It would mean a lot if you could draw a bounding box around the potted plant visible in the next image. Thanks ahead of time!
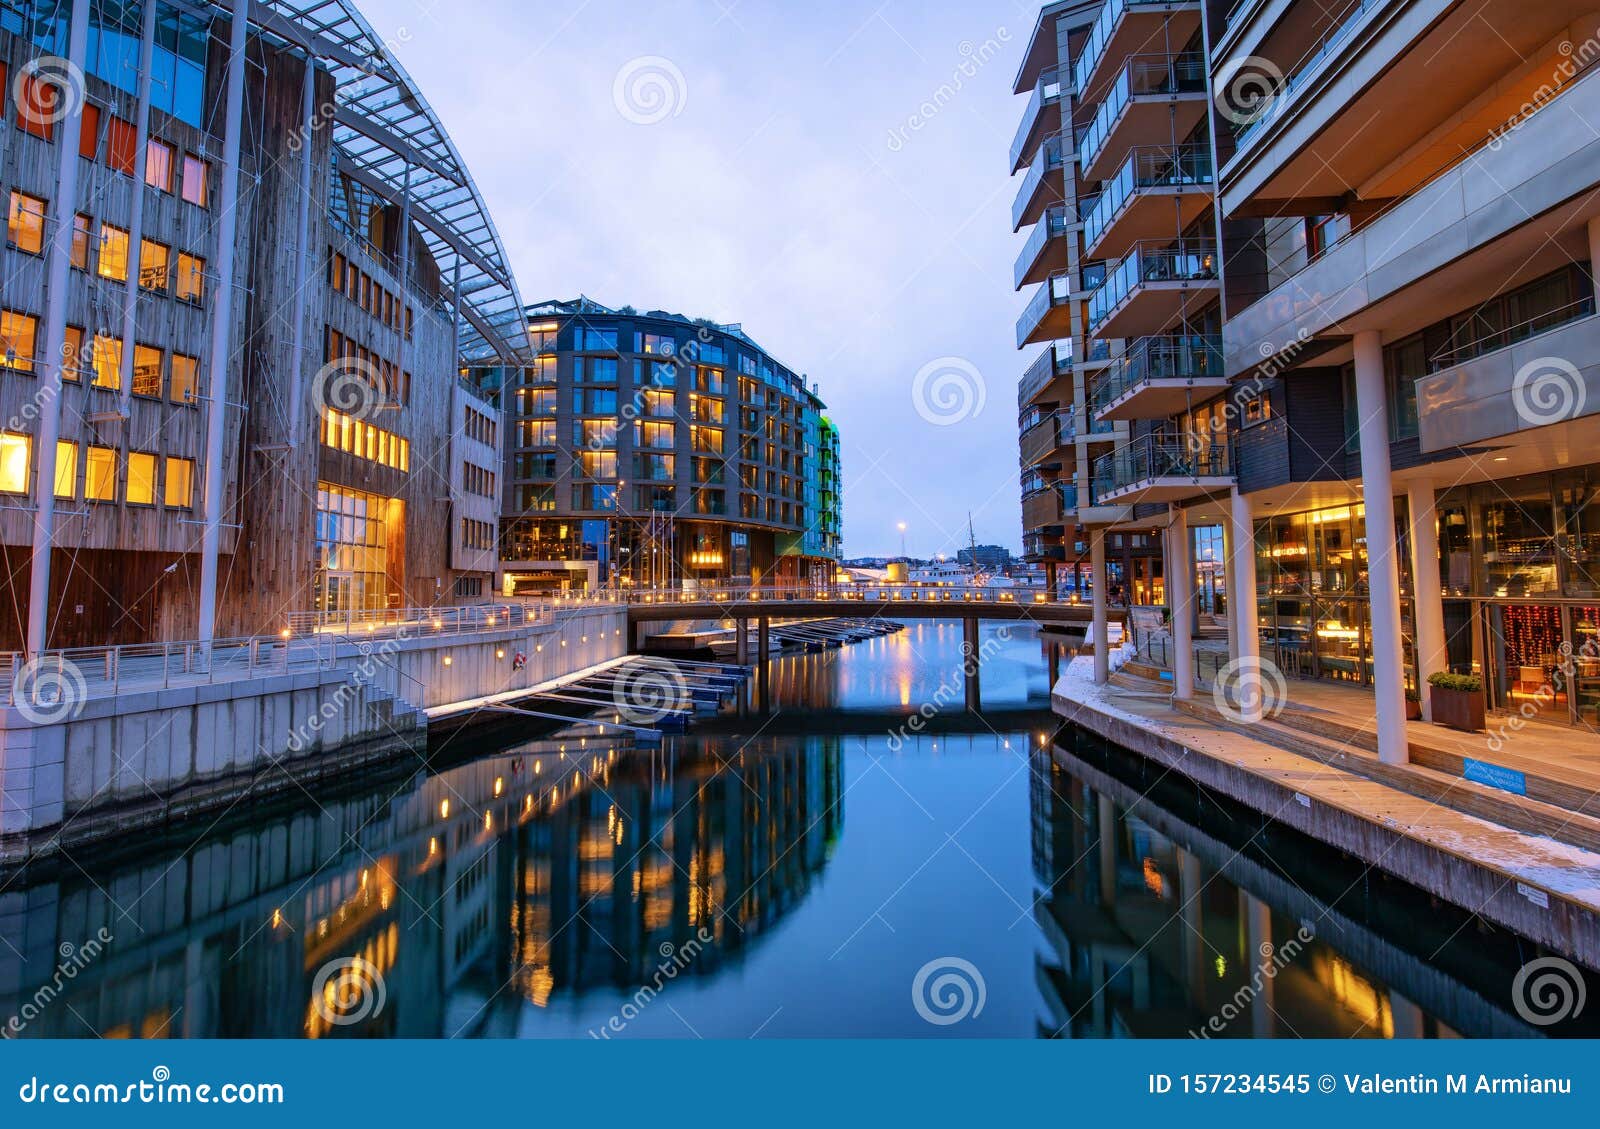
[1405,687,1422,721]
[1427,672,1484,732]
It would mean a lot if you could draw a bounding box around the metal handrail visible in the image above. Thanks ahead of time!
[1083,144,1214,251]
[1232,0,1382,146]
[1092,434,1231,501]
[1079,53,1207,171]
[1089,333,1225,413]
[1427,297,1597,372]
[1087,240,1218,333]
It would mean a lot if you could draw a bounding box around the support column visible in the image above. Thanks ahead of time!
[1169,508,1194,701]
[25,1,91,656]
[757,616,770,711]
[1230,488,1264,721]
[1221,508,1241,663]
[1354,329,1410,765]
[1091,528,1110,684]
[1407,478,1447,721]
[116,0,158,420]
[196,0,251,649]
[287,55,317,447]
[962,616,981,712]
[734,617,749,666]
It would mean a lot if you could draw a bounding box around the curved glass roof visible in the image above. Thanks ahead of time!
[254,0,528,363]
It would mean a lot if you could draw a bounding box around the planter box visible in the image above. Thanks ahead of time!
[1405,698,1422,721]
[1430,685,1484,733]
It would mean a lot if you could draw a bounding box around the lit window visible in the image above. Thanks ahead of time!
[7,191,46,254]
[133,345,162,397]
[92,335,122,390]
[85,447,117,501]
[98,225,130,282]
[71,214,91,270]
[0,433,29,493]
[0,310,38,372]
[54,441,76,499]
[164,457,193,508]
[139,239,169,292]
[182,155,209,206]
[126,452,156,504]
[145,139,175,192]
[176,252,205,303]
[170,354,197,403]
[62,327,85,382]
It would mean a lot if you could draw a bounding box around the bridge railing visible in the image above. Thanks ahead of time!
[579,583,1093,609]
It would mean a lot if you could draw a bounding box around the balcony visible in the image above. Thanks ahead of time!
[1077,54,1206,183]
[1063,407,1120,445]
[1020,412,1070,468]
[1015,206,1072,290]
[1220,0,1595,217]
[1082,145,1213,260]
[1019,342,1074,407]
[1010,68,1065,173]
[1089,334,1226,422]
[1022,484,1067,532]
[1017,272,1074,348]
[1013,134,1068,231]
[1086,240,1219,340]
[1092,435,1233,505]
[1418,305,1600,454]
[1075,0,1204,105]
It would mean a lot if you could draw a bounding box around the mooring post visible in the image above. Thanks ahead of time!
[963,617,981,712]
[757,616,771,712]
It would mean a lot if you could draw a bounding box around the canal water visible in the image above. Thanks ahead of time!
[2,620,1596,1038]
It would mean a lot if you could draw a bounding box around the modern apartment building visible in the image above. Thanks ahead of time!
[0,0,524,653]
[1018,0,1600,762]
[483,299,841,593]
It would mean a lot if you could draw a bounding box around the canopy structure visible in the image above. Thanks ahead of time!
[251,0,528,363]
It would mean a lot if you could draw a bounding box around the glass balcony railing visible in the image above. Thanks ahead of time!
[1087,240,1218,334]
[1089,334,1224,415]
[1080,261,1108,293]
[1078,54,1206,172]
[1062,407,1118,443]
[1010,67,1066,170]
[1017,272,1073,348]
[1233,0,1383,147]
[1082,145,1214,250]
[1020,342,1075,404]
[1091,434,1231,502]
[1014,205,1071,289]
[1073,0,1195,98]
[1012,134,1068,229]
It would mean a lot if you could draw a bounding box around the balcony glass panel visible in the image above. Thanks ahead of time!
[1078,54,1205,172]
[1089,334,1224,414]
[1082,145,1213,250]
[1073,0,1188,97]
[1010,67,1065,170]
[1087,240,1218,334]
[1092,434,1231,502]
[1012,134,1067,229]
[1014,205,1070,288]
[1233,0,1382,146]
[1017,272,1073,348]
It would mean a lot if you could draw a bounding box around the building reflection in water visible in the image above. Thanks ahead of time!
[1028,734,1587,1039]
[0,734,841,1038]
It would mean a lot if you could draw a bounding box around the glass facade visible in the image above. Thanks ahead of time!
[315,484,400,614]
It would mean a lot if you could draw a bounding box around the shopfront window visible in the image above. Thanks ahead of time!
[1557,470,1600,597]
[1481,480,1557,597]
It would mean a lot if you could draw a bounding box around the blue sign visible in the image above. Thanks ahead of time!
[1464,758,1528,796]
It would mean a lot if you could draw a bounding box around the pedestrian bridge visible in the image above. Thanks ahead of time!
[602,584,1113,629]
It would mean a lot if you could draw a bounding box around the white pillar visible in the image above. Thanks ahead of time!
[1091,528,1109,684]
[1407,478,1447,721]
[116,0,159,420]
[25,1,91,657]
[287,55,316,449]
[1353,330,1410,764]
[1230,488,1263,721]
[1221,511,1241,663]
[197,0,251,648]
[1169,507,1194,700]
